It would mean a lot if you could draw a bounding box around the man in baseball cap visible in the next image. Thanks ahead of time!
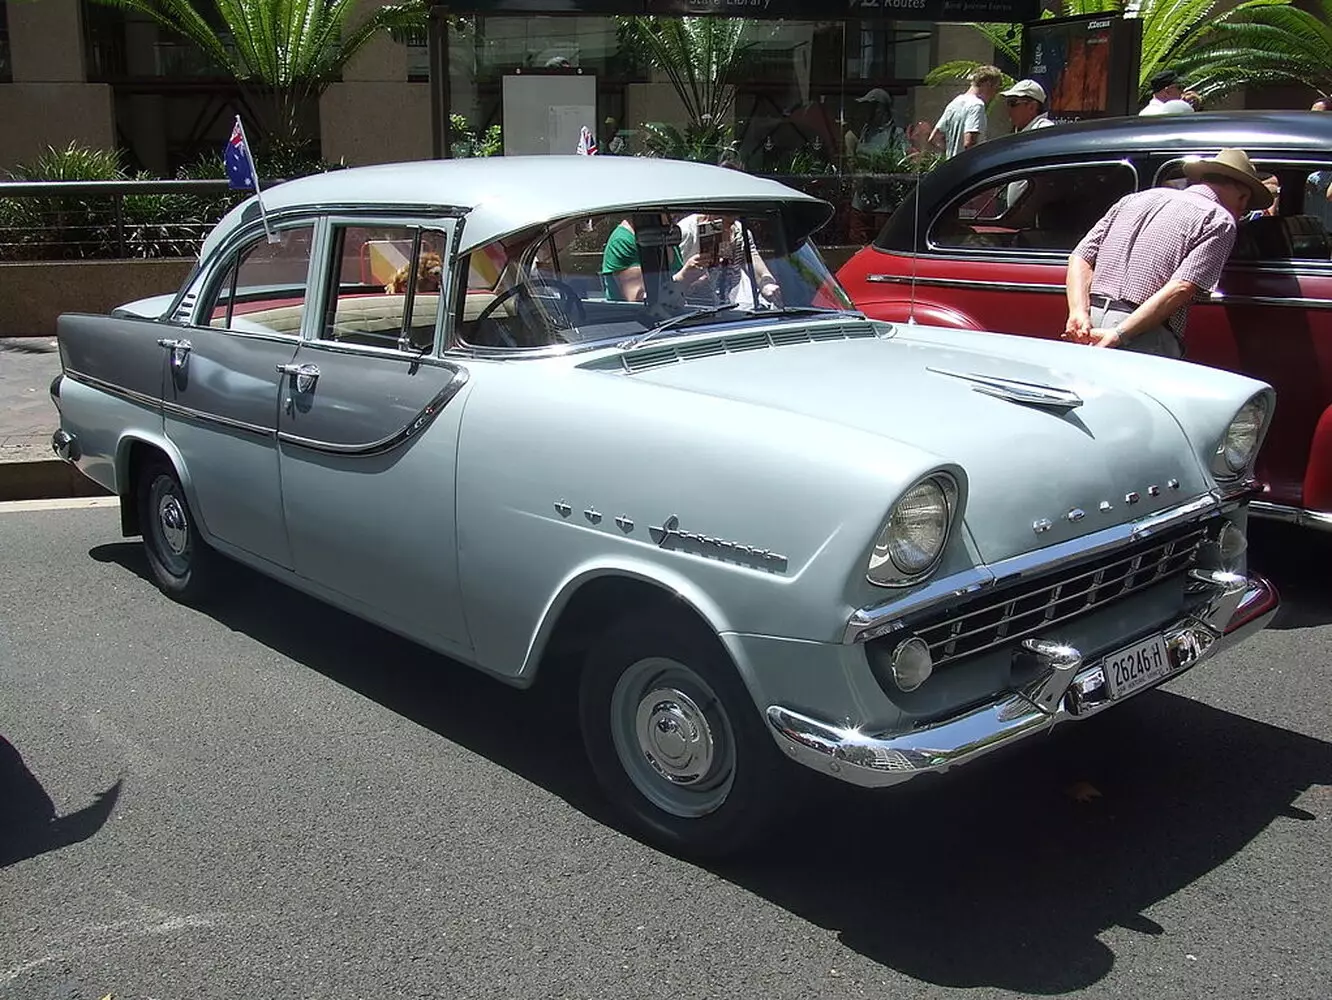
[1000,79,1053,132]
[1141,69,1186,114]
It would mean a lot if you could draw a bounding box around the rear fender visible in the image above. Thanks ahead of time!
[857,297,983,331]
[114,431,196,540]
[1301,402,1332,516]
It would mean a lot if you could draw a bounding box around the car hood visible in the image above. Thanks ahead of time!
[619,332,1212,564]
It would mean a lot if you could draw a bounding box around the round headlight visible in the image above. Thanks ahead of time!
[1215,397,1268,476]
[890,636,934,692]
[868,476,956,584]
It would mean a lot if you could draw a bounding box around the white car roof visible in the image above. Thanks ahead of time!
[202,155,832,260]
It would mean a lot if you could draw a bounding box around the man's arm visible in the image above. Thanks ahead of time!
[1064,253,1095,339]
[1088,278,1199,347]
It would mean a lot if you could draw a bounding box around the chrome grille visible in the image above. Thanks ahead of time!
[907,524,1209,668]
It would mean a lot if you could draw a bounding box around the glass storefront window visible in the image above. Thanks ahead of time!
[444,13,941,251]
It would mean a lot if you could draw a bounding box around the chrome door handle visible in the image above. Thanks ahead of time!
[157,338,192,368]
[276,362,320,393]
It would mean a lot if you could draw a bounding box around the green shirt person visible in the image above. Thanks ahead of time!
[600,218,705,301]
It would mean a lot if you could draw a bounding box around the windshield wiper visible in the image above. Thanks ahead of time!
[622,304,745,350]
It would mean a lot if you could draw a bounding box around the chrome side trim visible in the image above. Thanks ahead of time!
[161,399,273,439]
[276,368,469,457]
[866,273,1064,295]
[63,369,163,412]
[844,493,1222,643]
[1249,499,1332,530]
[1208,293,1332,311]
[776,572,1277,789]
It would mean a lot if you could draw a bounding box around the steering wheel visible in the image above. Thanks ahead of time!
[473,276,586,334]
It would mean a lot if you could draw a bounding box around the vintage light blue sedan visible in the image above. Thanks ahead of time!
[52,156,1279,855]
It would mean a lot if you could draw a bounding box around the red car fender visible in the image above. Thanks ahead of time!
[1301,402,1332,516]
[853,297,984,331]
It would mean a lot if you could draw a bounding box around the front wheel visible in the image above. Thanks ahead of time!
[136,458,217,603]
[578,612,792,857]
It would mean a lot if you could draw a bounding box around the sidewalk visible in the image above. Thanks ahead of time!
[0,338,109,501]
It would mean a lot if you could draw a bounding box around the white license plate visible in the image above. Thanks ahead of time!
[1103,633,1172,700]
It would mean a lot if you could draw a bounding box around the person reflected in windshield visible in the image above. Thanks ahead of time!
[600,216,708,302]
[676,212,782,309]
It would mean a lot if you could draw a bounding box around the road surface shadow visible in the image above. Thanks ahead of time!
[1248,519,1332,629]
[0,735,121,868]
[90,539,1332,995]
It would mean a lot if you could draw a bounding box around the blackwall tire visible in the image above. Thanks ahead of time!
[136,458,217,603]
[578,610,792,857]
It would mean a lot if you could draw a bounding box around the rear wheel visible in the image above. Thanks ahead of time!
[578,611,791,857]
[136,458,217,603]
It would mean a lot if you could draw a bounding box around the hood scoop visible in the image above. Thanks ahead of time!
[599,320,889,375]
[928,368,1084,413]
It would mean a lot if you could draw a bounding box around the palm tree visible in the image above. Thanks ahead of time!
[86,0,430,150]
[928,0,1332,104]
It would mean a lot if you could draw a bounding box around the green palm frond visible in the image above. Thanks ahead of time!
[617,16,750,127]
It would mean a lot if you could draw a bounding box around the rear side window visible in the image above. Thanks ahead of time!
[204,224,315,336]
[929,163,1136,253]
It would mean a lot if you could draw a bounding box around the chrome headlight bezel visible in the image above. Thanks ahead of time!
[867,473,960,588]
[1210,394,1270,481]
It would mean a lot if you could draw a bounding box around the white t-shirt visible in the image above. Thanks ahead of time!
[934,92,988,159]
[676,215,777,310]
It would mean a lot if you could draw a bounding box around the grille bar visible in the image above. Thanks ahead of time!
[909,525,1207,667]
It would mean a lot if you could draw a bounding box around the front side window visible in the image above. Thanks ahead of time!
[206,224,315,336]
[930,164,1136,252]
[454,207,851,352]
[1158,160,1332,264]
[320,224,448,350]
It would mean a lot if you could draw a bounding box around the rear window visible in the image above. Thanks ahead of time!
[926,163,1137,253]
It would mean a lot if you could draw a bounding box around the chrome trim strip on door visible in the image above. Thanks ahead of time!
[276,368,470,457]
[1249,500,1332,530]
[1209,292,1332,310]
[160,399,274,438]
[63,369,162,412]
[865,273,1065,294]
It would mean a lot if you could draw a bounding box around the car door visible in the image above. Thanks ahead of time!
[863,160,1140,336]
[1165,158,1332,514]
[275,218,472,647]
[163,221,315,568]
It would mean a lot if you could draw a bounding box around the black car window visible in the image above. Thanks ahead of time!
[1157,161,1332,263]
[929,164,1136,253]
[319,224,448,351]
[202,225,315,336]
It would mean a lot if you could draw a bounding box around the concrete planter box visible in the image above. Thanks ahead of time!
[0,258,194,338]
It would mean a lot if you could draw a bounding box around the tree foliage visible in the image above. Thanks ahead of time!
[928,0,1332,103]
[85,0,430,145]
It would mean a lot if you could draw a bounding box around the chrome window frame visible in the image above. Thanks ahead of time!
[181,214,321,346]
[924,159,1140,260]
[311,213,457,360]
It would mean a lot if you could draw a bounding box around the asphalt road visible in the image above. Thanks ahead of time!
[2,503,1330,1000]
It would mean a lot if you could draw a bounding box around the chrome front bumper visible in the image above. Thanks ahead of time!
[767,570,1278,789]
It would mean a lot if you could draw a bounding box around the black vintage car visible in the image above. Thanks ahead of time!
[837,111,1332,531]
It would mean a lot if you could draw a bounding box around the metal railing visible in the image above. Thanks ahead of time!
[0,178,258,261]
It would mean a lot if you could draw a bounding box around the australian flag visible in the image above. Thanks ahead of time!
[223,117,257,191]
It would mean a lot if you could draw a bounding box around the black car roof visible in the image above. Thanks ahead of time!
[875,111,1332,252]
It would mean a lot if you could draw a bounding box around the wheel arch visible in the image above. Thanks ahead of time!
[114,432,193,539]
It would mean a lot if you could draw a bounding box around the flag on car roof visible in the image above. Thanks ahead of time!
[576,126,598,156]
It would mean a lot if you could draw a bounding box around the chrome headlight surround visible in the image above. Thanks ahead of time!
[867,473,960,587]
[1211,394,1270,481]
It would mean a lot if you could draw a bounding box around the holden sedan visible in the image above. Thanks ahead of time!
[837,110,1332,532]
[51,155,1277,856]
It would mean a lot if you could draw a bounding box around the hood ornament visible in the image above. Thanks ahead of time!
[928,368,1084,413]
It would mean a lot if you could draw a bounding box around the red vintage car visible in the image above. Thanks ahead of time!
[837,111,1332,530]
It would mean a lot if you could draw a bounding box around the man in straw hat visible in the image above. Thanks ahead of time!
[1063,148,1272,358]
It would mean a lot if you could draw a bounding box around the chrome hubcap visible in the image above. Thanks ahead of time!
[157,493,189,556]
[609,656,736,818]
[636,688,714,784]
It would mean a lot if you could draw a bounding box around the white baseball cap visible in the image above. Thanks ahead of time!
[1000,79,1047,104]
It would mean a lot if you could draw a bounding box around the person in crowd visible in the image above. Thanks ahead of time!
[1141,98,1195,116]
[1140,69,1186,114]
[844,87,908,244]
[1182,90,1205,111]
[1001,79,1054,133]
[1063,148,1271,359]
[600,216,708,302]
[928,65,1003,159]
[676,212,782,309]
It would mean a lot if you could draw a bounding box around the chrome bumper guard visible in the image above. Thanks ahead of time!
[767,570,1278,789]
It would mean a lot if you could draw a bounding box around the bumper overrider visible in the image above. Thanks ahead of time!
[767,497,1279,789]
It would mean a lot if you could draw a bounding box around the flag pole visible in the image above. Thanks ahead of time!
[235,115,279,244]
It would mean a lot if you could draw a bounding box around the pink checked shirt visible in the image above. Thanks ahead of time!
[1071,184,1237,334]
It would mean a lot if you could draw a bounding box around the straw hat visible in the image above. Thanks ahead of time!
[1183,149,1274,210]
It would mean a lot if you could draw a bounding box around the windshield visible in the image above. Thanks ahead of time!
[455,207,855,351]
